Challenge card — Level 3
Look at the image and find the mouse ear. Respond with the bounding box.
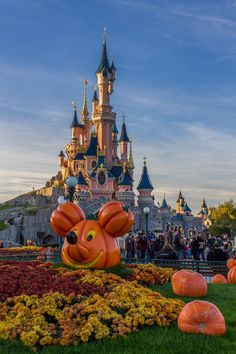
[50,202,85,237]
[98,201,134,237]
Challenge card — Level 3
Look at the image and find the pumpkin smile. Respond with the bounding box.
[62,248,104,269]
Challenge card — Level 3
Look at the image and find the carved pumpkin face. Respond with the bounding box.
[50,201,134,269]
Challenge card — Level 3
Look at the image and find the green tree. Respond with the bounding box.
[210,200,236,236]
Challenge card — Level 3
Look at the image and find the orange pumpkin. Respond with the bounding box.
[211,274,227,284]
[227,265,236,284]
[178,300,226,336]
[50,201,134,269]
[98,201,134,237]
[171,269,207,297]
[227,258,236,270]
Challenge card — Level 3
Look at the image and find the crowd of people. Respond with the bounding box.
[124,229,235,262]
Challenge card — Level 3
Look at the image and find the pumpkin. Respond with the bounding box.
[98,201,134,237]
[227,258,236,270]
[171,269,207,297]
[227,265,236,284]
[211,274,227,284]
[50,201,134,269]
[178,300,226,336]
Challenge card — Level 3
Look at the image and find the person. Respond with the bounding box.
[135,232,142,259]
[197,234,205,260]
[125,233,135,259]
[207,240,229,261]
[139,233,148,259]
[0,241,3,248]
[147,235,156,259]
[190,236,200,260]
[156,242,178,260]
[173,230,182,259]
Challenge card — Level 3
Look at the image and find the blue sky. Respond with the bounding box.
[1,0,236,212]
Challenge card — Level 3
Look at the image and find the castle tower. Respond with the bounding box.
[160,195,169,214]
[201,198,208,214]
[70,102,84,145]
[92,30,116,168]
[112,122,119,163]
[116,163,135,206]
[128,140,135,179]
[119,115,129,163]
[58,150,65,167]
[92,85,98,115]
[137,157,154,231]
[176,190,183,214]
[81,79,90,144]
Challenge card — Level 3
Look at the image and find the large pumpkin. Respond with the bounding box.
[227,265,236,284]
[50,201,134,269]
[227,258,236,270]
[178,300,226,336]
[211,274,227,284]
[171,270,207,297]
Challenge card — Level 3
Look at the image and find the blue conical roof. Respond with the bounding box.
[112,122,119,134]
[77,171,87,186]
[183,203,191,212]
[86,134,98,156]
[118,167,133,186]
[137,160,154,190]
[96,35,111,74]
[119,122,129,142]
[160,197,168,209]
[70,109,83,129]
[58,150,65,157]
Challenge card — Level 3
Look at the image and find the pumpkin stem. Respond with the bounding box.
[123,206,129,212]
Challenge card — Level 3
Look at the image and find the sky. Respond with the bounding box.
[0,0,236,212]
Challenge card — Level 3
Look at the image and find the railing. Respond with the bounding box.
[122,258,228,277]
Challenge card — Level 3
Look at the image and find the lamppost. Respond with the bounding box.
[57,196,66,261]
[143,207,150,238]
[66,176,78,203]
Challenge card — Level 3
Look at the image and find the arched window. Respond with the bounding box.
[92,160,96,168]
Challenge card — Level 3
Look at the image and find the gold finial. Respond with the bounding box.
[123,162,127,173]
[128,140,135,169]
[103,27,106,43]
[72,101,77,110]
[143,156,147,165]
[81,79,89,119]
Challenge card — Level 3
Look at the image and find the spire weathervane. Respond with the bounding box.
[122,113,125,123]
[103,27,106,43]
[143,156,147,165]
[72,101,77,110]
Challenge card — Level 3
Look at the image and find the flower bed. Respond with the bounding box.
[0,261,184,350]
[127,263,175,285]
[0,261,105,301]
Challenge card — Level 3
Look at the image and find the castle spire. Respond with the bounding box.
[96,28,110,74]
[70,102,80,128]
[128,140,135,169]
[81,79,89,119]
[119,115,129,142]
[137,157,154,191]
[92,84,98,102]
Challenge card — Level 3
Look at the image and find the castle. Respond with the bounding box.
[43,32,211,236]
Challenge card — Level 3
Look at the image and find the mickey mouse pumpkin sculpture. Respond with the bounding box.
[50,201,134,269]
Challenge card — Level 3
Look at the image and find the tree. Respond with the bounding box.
[210,200,236,237]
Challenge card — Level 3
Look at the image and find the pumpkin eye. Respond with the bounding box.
[66,231,77,244]
[86,229,95,241]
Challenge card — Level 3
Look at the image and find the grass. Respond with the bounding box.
[0,221,7,231]
[0,204,12,211]
[0,283,236,354]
